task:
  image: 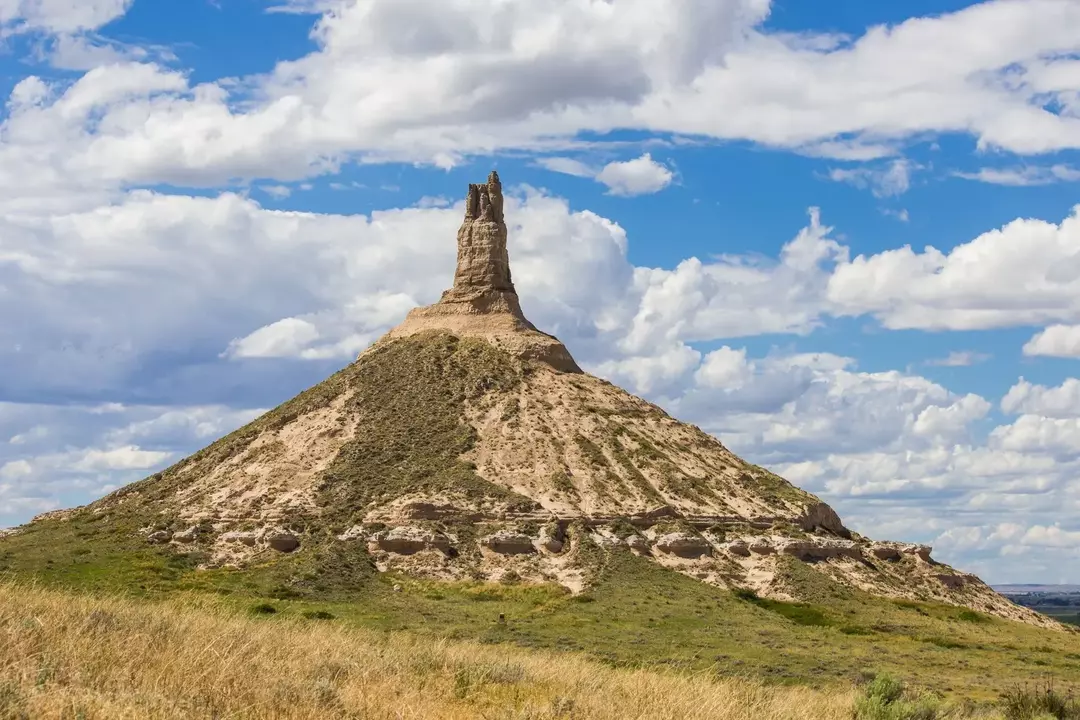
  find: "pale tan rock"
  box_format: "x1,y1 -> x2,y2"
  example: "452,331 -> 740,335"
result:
219,531 -> 258,547
655,532 -> 711,558
481,531 -> 535,555
871,545 -> 903,562
384,171 -> 581,373
375,526 -> 451,554
902,544 -> 933,562
725,541 -> 751,557
748,540 -> 775,555
797,502 -> 850,537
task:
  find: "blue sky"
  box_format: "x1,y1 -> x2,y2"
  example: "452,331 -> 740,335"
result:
1,0 -> 1080,583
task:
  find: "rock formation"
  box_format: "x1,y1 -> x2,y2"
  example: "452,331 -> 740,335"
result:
0,171 -> 1054,630
387,170 -> 581,372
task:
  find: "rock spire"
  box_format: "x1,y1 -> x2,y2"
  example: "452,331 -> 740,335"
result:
385,170 -> 582,373
448,171 -> 515,298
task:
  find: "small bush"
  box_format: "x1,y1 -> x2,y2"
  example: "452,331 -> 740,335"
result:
302,610 -> 335,620
250,603 -> 278,615
854,673 -> 940,720
1000,679 -> 1080,720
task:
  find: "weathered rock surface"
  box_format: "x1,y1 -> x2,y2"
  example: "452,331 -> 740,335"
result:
219,531 -> 258,547
778,539 -> 863,562
903,544 -> 933,562
725,541 -> 751,557
749,540 -> 775,555
173,528 -> 197,544
268,533 -> 300,553
146,530 -> 172,545
374,526 -> 451,554
935,574 -> 966,590
797,502 -> 850,538
626,535 -> 650,552
539,525 -> 564,553
482,531 -> 535,555
871,545 -> 903,562
655,532 -> 711,558
384,171 -> 581,373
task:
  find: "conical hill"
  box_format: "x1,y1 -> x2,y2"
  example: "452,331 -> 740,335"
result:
0,172 -> 1049,628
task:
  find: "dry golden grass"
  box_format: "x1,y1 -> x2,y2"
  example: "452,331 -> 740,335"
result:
0,582 -> 856,720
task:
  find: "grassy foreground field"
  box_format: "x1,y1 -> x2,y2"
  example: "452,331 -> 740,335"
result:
0,582 -> 859,720
3,582 -> 1080,719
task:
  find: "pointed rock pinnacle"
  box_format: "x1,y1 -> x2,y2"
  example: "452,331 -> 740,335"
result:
386,170 -> 583,373
450,170 -> 515,297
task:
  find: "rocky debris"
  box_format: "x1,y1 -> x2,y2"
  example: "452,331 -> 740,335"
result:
146,530 -> 172,545
626,535 -> 650,552
539,525 -> 564,553
797,502 -> 851,538
173,528 -> 198,544
778,539 -> 863,562
725,541 -> 751,557
373,526 -> 451,555
871,545 -> 903,562
219,531 -> 258,547
749,540 -> 775,555
936,574 -> 966,590
482,531 -> 536,555
399,502 -> 475,521
655,532 -> 711,558
268,533 -> 300,553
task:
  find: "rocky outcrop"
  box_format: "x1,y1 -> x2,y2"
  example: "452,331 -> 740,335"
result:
870,545 -> 903,562
655,532 -> 711,558
384,171 -> 581,373
219,531 -> 259,547
778,539 -> 863,562
482,531 -> 535,555
173,528 -> 198,544
725,541 -> 751,557
903,544 -> 933,562
373,526 -> 451,554
539,525 -> 564,553
797,502 -> 850,538
749,540 -> 775,555
626,535 -> 650,552
446,172 -> 515,302
268,533 -> 300,553
935,574 -> 966,590
147,530 -> 172,545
